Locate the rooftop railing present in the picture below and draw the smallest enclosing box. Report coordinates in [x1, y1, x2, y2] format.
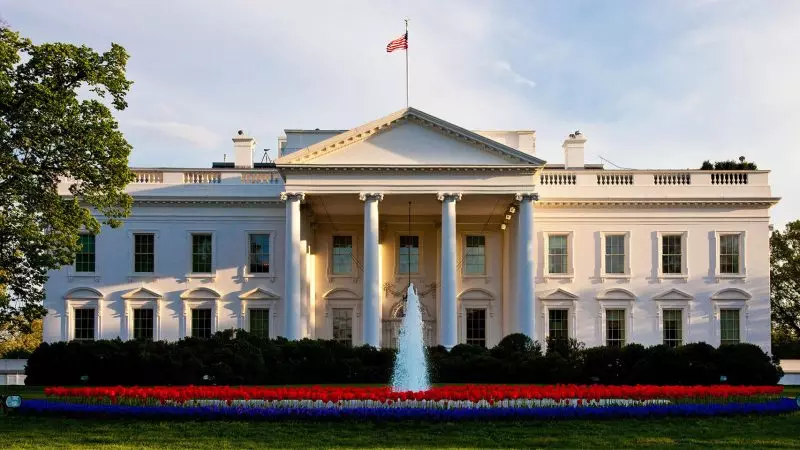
[129, 168, 282, 185]
[538, 170, 767, 187]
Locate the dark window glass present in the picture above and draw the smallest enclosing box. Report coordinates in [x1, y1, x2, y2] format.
[466, 308, 486, 347]
[548, 309, 569, 344]
[662, 309, 682, 348]
[75, 234, 96, 272]
[465, 235, 486, 274]
[332, 236, 353, 274]
[332, 308, 353, 346]
[191, 308, 212, 338]
[74, 308, 95, 341]
[720, 309, 740, 345]
[192, 234, 213, 273]
[133, 308, 154, 340]
[399, 235, 420, 274]
[134, 234, 155, 273]
[606, 309, 626, 348]
[662, 235, 683, 274]
[249, 308, 270, 338]
[248, 234, 270, 274]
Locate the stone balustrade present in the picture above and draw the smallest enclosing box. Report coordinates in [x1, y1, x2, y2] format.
[128, 169, 282, 185]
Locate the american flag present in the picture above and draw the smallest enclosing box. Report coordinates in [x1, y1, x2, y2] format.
[386, 33, 408, 52]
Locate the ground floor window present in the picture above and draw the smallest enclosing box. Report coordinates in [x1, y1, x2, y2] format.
[133, 308, 154, 340]
[332, 308, 353, 347]
[720, 308, 740, 345]
[249, 308, 270, 338]
[548, 309, 569, 345]
[74, 308, 95, 341]
[662, 309, 682, 348]
[191, 308, 212, 339]
[465, 308, 486, 347]
[605, 309, 626, 348]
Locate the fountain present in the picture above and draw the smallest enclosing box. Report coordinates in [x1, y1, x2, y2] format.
[390, 283, 430, 392]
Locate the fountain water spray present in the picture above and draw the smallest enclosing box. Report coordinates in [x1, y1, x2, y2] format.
[390, 283, 430, 392]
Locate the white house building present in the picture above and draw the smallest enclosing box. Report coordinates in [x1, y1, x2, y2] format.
[42, 107, 778, 352]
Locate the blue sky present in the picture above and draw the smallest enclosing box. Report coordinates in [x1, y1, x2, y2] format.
[1, 0, 797, 226]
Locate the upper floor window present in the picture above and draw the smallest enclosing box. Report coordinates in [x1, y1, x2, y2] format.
[134, 233, 155, 273]
[248, 234, 270, 274]
[132, 308, 154, 340]
[720, 308, 740, 345]
[398, 235, 420, 274]
[191, 234, 213, 274]
[719, 234, 741, 274]
[548, 234, 569, 274]
[605, 309, 626, 348]
[464, 235, 486, 275]
[332, 236, 353, 275]
[662, 309, 682, 348]
[604, 235, 626, 274]
[332, 308, 353, 347]
[74, 308, 95, 341]
[75, 234, 96, 273]
[465, 308, 486, 347]
[661, 235, 683, 274]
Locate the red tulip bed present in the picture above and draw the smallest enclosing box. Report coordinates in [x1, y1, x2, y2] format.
[18, 385, 798, 421]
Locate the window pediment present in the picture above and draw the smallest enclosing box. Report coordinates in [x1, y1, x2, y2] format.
[239, 287, 280, 301]
[539, 288, 579, 301]
[653, 288, 693, 302]
[597, 288, 636, 301]
[121, 287, 162, 300]
[180, 287, 221, 300]
[458, 288, 495, 301]
[63, 287, 103, 300]
[711, 288, 751, 301]
[323, 288, 361, 301]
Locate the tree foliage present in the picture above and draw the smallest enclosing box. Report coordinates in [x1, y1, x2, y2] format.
[771, 220, 800, 338]
[0, 26, 133, 334]
[0, 318, 41, 358]
[700, 159, 758, 170]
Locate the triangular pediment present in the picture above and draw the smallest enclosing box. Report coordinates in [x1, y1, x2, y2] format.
[539, 288, 579, 301]
[239, 287, 281, 300]
[276, 108, 545, 167]
[122, 287, 162, 300]
[653, 288, 693, 301]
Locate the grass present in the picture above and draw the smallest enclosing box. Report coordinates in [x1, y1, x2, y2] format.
[0, 386, 798, 449]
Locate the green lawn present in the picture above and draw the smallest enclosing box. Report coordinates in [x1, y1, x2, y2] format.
[1, 386, 798, 449]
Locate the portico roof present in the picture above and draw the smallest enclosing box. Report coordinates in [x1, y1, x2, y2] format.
[276, 107, 547, 168]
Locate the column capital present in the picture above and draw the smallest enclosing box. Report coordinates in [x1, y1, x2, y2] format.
[437, 192, 462, 202]
[280, 192, 305, 201]
[359, 192, 384, 202]
[515, 192, 539, 202]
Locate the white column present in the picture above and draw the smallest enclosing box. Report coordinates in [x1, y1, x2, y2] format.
[515, 192, 538, 339]
[281, 191, 305, 340]
[438, 192, 461, 350]
[359, 192, 383, 347]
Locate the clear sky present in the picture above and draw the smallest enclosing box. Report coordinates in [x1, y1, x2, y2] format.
[1, 0, 797, 227]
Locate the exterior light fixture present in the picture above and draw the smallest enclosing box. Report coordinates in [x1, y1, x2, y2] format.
[500, 224, 507, 230]
[505, 215, 512, 221]
[508, 207, 516, 214]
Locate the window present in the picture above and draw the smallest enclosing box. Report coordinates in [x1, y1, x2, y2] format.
[332, 308, 353, 347]
[332, 236, 353, 275]
[249, 308, 270, 338]
[465, 308, 486, 347]
[605, 309, 626, 348]
[191, 308, 212, 339]
[191, 234, 213, 273]
[248, 234, 270, 274]
[132, 308, 154, 340]
[548, 309, 569, 344]
[605, 235, 626, 274]
[719, 234, 741, 274]
[464, 235, 486, 275]
[662, 309, 682, 348]
[75, 234, 96, 273]
[548, 234, 569, 274]
[134, 234, 155, 273]
[73, 308, 95, 341]
[398, 235, 420, 274]
[661, 235, 683, 274]
[720, 309, 740, 345]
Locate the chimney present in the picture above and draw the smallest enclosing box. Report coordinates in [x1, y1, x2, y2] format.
[562, 130, 586, 169]
[232, 130, 255, 168]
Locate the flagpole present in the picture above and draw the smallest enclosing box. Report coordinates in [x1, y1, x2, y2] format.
[405, 18, 409, 107]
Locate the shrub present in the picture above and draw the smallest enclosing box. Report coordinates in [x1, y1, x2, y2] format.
[24, 332, 782, 386]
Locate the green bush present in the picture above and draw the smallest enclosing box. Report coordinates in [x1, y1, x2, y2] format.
[24, 331, 781, 386]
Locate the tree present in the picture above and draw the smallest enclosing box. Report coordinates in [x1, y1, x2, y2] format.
[0, 318, 41, 357]
[0, 26, 133, 335]
[771, 221, 800, 338]
[700, 156, 757, 170]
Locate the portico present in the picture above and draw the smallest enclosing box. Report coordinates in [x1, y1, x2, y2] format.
[276, 107, 545, 348]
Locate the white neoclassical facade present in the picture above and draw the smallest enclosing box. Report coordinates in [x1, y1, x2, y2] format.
[42, 108, 778, 352]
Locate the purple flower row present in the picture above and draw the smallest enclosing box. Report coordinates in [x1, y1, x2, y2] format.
[18, 398, 799, 421]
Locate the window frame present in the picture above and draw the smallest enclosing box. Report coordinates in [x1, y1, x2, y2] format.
[656, 231, 689, 280]
[68, 233, 99, 280]
[131, 232, 157, 275]
[239, 288, 280, 339]
[247, 308, 271, 338]
[462, 234, 487, 276]
[596, 296, 634, 348]
[653, 290, 692, 348]
[547, 308, 570, 345]
[331, 233, 356, 277]
[599, 232, 631, 281]
[244, 231, 275, 277]
[714, 231, 746, 280]
[180, 288, 220, 338]
[539, 291, 578, 350]
[72, 307, 97, 342]
[190, 307, 214, 339]
[604, 308, 627, 348]
[464, 307, 487, 347]
[331, 307, 354, 347]
[711, 289, 750, 346]
[186, 231, 217, 278]
[395, 231, 425, 277]
[131, 307, 155, 341]
[661, 308, 684, 348]
[542, 231, 574, 280]
[63, 289, 103, 341]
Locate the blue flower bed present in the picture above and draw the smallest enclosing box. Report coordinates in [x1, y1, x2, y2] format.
[18, 398, 799, 421]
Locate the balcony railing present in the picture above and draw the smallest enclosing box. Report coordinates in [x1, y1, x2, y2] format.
[537, 170, 766, 188]
[129, 169, 282, 185]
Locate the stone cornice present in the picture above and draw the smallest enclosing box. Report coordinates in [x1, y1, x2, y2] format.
[536, 198, 780, 208]
[132, 198, 284, 206]
[277, 164, 540, 174]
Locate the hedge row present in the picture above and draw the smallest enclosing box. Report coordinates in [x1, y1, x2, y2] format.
[24, 331, 782, 386]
